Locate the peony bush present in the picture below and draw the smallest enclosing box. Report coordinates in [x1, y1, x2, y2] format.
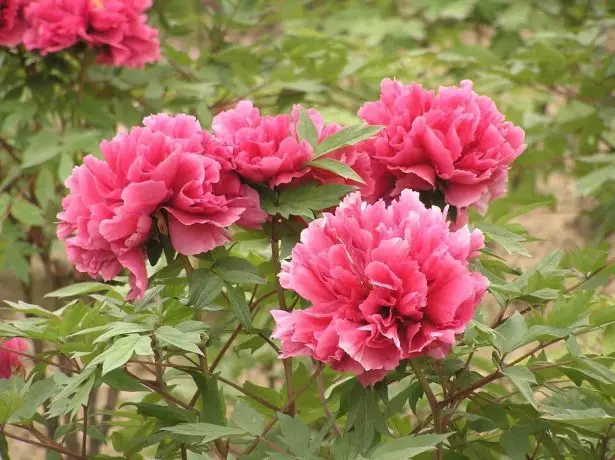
[1, 2, 615, 460]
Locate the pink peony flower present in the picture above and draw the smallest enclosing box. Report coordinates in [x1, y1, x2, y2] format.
[0, 338, 28, 379]
[58, 113, 266, 300]
[23, 0, 88, 53]
[359, 79, 525, 219]
[87, 0, 159, 68]
[0, 0, 27, 46]
[272, 190, 488, 385]
[211, 101, 313, 188]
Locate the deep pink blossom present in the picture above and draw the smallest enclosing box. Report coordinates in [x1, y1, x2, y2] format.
[0, 0, 27, 46]
[211, 101, 313, 188]
[0, 338, 28, 379]
[272, 190, 488, 385]
[87, 0, 159, 68]
[58, 114, 265, 300]
[359, 79, 525, 219]
[23, 0, 88, 53]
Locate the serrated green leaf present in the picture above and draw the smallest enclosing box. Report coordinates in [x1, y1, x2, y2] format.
[297, 106, 319, 149]
[45, 282, 111, 298]
[308, 158, 366, 184]
[88, 334, 151, 375]
[369, 433, 451, 459]
[225, 284, 251, 332]
[502, 366, 537, 408]
[231, 400, 265, 435]
[278, 412, 311, 456]
[189, 270, 224, 308]
[161, 423, 246, 442]
[10, 199, 44, 226]
[314, 125, 383, 158]
[155, 325, 203, 355]
[263, 183, 355, 219]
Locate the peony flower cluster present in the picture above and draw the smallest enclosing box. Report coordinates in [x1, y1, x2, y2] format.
[272, 191, 488, 385]
[359, 79, 526, 225]
[0, 338, 28, 379]
[57, 114, 267, 300]
[0, 0, 159, 67]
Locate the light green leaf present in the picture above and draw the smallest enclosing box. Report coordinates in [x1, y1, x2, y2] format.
[297, 106, 319, 149]
[502, 366, 537, 408]
[369, 433, 451, 459]
[278, 412, 311, 456]
[93, 322, 151, 344]
[189, 270, 224, 308]
[88, 334, 151, 375]
[225, 285, 251, 332]
[21, 130, 61, 168]
[494, 312, 528, 353]
[45, 282, 111, 298]
[10, 199, 44, 226]
[231, 400, 265, 435]
[314, 125, 382, 159]
[308, 158, 365, 184]
[263, 183, 355, 219]
[479, 223, 530, 257]
[34, 168, 55, 209]
[161, 423, 246, 442]
[155, 325, 203, 355]
[4, 300, 55, 318]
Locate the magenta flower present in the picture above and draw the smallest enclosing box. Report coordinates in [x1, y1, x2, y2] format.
[272, 190, 488, 385]
[58, 114, 266, 300]
[23, 0, 88, 53]
[212, 101, 313, 188]
[87, 0, 159, 68]
[0, 0, 27, 46]
[359, 79, 525, 222]
[0, 338, 28, 379]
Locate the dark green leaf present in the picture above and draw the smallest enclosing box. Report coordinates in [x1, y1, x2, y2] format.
[189, 270, 224, 308]
[308, 158, 366, 184]
[315, 125, 383, 158]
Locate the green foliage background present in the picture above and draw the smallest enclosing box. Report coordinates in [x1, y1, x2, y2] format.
[0, 1, 614, 459]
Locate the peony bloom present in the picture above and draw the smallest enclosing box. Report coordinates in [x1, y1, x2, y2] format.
[211, 101, 313, 188]
[0, 338, 28, 379]
[359, 79, 525, 222]
[87, 0, 160, 68]
[272, 190, 488, 385]
[58, 114, 266, 300]
[23, 0, 88, 53]
[0, 0, 27, 46]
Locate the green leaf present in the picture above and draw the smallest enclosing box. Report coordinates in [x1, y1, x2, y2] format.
[93, 322, 152, 344]
[155, 325, 204, 355]
[212, 257, 266, 284]
[35, 168, 55, 209]
[297, 106, 319, 149]
[21, 130, 61, 168]
[231, 400, 265, 435]
[577, 164, 615, 196]
[10, 199, 44, 226]
[277, 412, 311, 456]
[9, 378, 57, 423]
[189, 270, 224, 308]
[541, 407, 615, 426]
[308, 158, 366, 184]
[479, 223, 530, 257]
[88, 334, 152, 375]
[494, 312, 528, 353]
[184, 369, 226, 425]
[500, 426, 532, 460]
[263, 183, 355, 219]
[369, 433, 451, 459]
[4, 300, 56, 318]
[314, 125, 383, 159]
[45, 282, 111, 298]
[123, 402, 196, 424]
[502, 366, 537, 408]
[103, 369, 147, 392]
[161, 423, 246, 442]
[225, 285, 252, 332]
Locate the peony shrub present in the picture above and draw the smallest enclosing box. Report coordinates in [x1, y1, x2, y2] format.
[2, 73, 614, 460]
